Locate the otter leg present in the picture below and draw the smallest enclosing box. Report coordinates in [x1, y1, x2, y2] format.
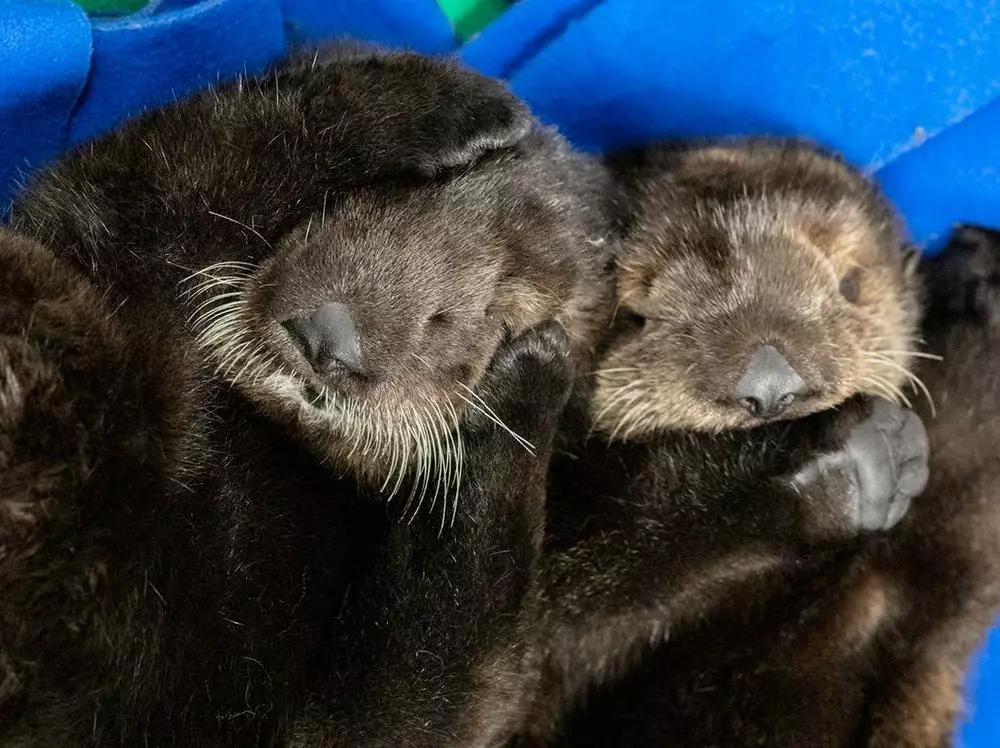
[291, 322, 574, 748]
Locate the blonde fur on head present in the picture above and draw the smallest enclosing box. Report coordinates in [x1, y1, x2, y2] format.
[592, 138, 927, 441]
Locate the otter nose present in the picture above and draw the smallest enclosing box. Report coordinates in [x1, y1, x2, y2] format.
[281, 302, 363, 375]
[731, 344, 807, 419]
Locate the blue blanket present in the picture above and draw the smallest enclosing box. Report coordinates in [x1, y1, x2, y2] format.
[0, 1, 997, 743]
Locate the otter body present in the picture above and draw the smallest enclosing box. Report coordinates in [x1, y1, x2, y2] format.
[542, 225, 1000, 748]
[513, 138, 931, 744]
[0, 43, 615, 747]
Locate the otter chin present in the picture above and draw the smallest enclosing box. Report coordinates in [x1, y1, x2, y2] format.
[592, 137, 923, 438]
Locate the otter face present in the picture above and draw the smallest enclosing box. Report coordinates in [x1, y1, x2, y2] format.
[183, 178, 599, 515]
[591, 192, 922, 439]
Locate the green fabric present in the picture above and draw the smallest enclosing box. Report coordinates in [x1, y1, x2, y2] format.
[438, 0, 507, 40]
[73, 0, 149, 15]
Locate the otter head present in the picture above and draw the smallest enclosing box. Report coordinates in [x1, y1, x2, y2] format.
[592, 140, 923, 439]
[184, 165, 611, 516]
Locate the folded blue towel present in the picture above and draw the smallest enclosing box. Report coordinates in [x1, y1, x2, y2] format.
[462, 0, 1000, 250]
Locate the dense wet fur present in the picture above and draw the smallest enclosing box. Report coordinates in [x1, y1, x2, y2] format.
[593, 138, 922, 437]
[0, 44, 615, 746]
[511, 138, 931, 745]
[531, 226, 1000, 747]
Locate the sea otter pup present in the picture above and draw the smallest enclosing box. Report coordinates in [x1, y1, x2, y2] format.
[512, 138, 930, 744]
[0, 43, 616, 747]
[539, 224, 1000, 748]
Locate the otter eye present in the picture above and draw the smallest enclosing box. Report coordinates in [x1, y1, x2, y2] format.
[615, 309, 647, 336]
[429, 311, 452, 328]
[839, 267, 862, 304]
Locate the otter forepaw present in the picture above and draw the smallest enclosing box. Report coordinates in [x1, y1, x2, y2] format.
[793, 399, 929, 534]
[367, 54, 532, 176]
[467, 322, 574, 448]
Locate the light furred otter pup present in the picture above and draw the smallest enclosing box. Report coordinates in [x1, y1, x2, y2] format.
[540, 224, 1000, 748]
[513, 137, 931, 744]
[0, 42, 617, 747]
[592, 138, 922, 438]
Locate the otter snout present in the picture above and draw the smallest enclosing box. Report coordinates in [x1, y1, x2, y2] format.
[729, 344, 808, 419]
[281, 302, 364, 376]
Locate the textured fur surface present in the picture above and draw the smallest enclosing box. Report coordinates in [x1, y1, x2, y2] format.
[530, 225, 1000, 747]
[0, 43, 615, 746]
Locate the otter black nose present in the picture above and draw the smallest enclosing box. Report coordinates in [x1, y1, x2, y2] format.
[731, 344, 807, 419]
[281, 302, 363, 375]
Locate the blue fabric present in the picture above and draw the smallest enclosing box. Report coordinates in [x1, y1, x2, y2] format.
[0, 0, 92, 210]
[70, 0, 287, 146]
[282, 0, 454, 52]
[961, 623, 1000, 748]
[0, 0, 455, 212]
[462, 0, 1000, 250]
[878, 97, 1000, 248]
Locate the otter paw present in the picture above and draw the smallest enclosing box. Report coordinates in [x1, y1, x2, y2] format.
[419, 73, 532, 173]
[467, 322, 574, 447]
[794, 399, 929, 533]
[373, 54, 531, 176]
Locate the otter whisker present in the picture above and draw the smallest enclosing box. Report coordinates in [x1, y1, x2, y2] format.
[871, 349, 944, 361]
[456, 383, 535, 454]
[410, 352, 434, 372]
[592, 379, 645, 430]
[187, 291, 245, 321]
[436, 402, 460, 534]
[424, 403, 443, 519]
[860, 377, 895, 406]
[865, 352, 937, 416]
[206, 209, 274, 251]
[401, 416, 427, 522]
[863, 372, 913, 409]
[446, 398, 464, 529]
[454, 392, 534, 456]
[585, 367, 641, 377]
[179, 260, 256, 288]
[426, 398, 454, 531]
[609, 389, 650, 442]
[421, 405, 443, 520]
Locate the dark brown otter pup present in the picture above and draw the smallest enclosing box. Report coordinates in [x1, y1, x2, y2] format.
[0, 43, 616, 747]
[510, 138, 931, 746]
[591, 138, 923, 438]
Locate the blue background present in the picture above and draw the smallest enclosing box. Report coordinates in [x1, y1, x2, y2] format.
[0, 0, 997, 742]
